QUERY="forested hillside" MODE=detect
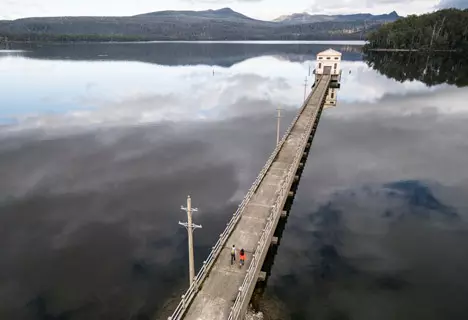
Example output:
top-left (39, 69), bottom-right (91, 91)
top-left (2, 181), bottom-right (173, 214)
top-left (0, 8), bottom-right (397, 42)
top-left (365, 9), bottom-right (468, 51)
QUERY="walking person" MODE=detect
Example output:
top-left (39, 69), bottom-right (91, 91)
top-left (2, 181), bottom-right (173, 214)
top-left (239, 248), bottom-right (245, 267)
top-left (230, 245), bottom-right (237, 265)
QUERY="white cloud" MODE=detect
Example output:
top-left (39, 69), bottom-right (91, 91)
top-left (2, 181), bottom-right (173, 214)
top-left (437, 0), bottom-right (468, 9)
top-left (308, 0), bottom-right (440, 15)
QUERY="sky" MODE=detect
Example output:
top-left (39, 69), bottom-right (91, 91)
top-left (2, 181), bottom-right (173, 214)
top-left (1, 0), bottom-right (467, 21)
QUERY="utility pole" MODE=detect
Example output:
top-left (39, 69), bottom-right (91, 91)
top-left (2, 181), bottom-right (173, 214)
top-left (303, 77), bottom-right (308, 102)
top-left (179, 195), bottom-right (202, 285)
top-left (276, 107), bottom-right (282, 145)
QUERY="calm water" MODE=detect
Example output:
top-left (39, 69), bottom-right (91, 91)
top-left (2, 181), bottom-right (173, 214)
top-left (0, 43), bottom-right (467, 320)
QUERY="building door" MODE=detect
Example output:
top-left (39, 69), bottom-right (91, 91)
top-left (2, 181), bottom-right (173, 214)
top-left (323, 66), bottom-right (331, 75)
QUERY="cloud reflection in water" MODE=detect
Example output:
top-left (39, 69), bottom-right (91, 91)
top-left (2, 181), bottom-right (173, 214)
top-left (0, 43), bottom-right (467, 319)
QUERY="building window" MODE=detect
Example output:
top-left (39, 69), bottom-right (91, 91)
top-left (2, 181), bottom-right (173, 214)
top-left (319, 63), bottom-right (322, 68)
top-left (319, 57), bottom-right (323, 59)
top-left (335, 57), bottom-right (339, 60)
top-left (331, 93), bottom-right (334, 99)
top-left (334, 63), bottom-right (337, 69)
top-left (326, 57), bottom-right (331, 60)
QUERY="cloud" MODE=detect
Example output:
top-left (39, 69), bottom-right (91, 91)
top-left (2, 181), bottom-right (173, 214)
top-left (180, 0), bottom-right (263, 3)
top-left (307, 0), bottom-right (439, 15)
top-left (437, 0), bottom-right (468, 8)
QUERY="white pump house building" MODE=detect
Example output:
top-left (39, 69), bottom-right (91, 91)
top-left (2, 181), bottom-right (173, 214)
top-left (315, 48), bottom-right (342, 86)
top-left (313, 48), bottom-right (342, 108)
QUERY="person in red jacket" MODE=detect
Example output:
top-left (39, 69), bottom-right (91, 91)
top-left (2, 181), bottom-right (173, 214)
top-left (239, 248), bottom-right (246, 267)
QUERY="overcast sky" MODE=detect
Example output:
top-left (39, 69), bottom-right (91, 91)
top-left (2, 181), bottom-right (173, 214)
top-left (1, 0), bottom-right (467, 20)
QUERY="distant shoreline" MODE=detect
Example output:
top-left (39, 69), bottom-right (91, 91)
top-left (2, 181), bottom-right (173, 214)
top-left (2, 39), bottom-right (367, 46)
top-left (368, 48), bottom-right (458, 52)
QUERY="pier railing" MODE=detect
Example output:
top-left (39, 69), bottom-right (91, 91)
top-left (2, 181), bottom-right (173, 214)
top-left (227, 75), bottom-right (330, 320)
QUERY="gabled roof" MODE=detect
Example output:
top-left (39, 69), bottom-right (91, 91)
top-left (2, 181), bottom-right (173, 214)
top-left (317, 48), bottom-right (342, 56)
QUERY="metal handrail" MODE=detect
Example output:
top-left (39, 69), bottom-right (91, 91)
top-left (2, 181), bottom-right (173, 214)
top-left (227, 76), bottom-right (330, 320)
top-left (168, 76), bottom-right (328, 320)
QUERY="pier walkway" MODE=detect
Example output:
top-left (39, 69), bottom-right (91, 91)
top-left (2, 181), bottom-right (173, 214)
top-left (169, 75), bottom-right (332, 320)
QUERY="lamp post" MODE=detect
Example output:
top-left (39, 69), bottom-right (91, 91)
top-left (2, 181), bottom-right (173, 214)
top-left (179, 195), bottom-right (202, 285)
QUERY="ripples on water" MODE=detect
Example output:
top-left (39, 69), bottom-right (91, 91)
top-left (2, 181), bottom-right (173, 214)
top-left (0, 43), bottom-right (467, 320)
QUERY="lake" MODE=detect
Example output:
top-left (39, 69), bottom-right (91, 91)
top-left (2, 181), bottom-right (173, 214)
top-left (1, 42), bottom-right (468, 320)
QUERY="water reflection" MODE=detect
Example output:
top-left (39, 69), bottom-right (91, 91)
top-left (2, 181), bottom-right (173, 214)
top-left (364, 52), bottom-right (468, 87)
top-left (7, 42), bottom-right (363, 67)
top-left (0, 43), bottom-right (468, 320)
top-left (0, 116), bottom-right (284, 319)
top-left (262, 65), bottom-right (468, 319)
top-left (324, 87), bottom-right (339, 109)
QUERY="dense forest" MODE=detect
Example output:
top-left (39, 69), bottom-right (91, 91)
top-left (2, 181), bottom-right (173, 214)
top-left (365, 9), bottom-right (468, 51)
top-left (0, 21), bottom-right (372, 42)
top-left (364, 51), bottom-right (468, 87)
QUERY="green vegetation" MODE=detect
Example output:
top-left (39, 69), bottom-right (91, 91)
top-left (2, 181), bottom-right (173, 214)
top-left (0, 30), bottom-right (365, 43)
top-left (365, 9), bottom-right (468, 51)
top-left (1, 33), bottom-right (152, 43)
top-left (0, 9), bottom-right (399, 43)
top-left (364, 51), bottom-right (468, 87)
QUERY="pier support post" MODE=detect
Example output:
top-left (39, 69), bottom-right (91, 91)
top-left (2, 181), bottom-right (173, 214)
top-left (258, 271), bottom-right (267, 282)
top-left (271, 237), bottom-right (279, 245)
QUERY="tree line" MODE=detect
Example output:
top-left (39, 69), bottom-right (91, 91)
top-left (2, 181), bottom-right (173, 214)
top-left (364, 9), bottom-right (468, 51)
top-left (0, 16), bottom-right (380, 43)
top-left (0, 31), bottom-right (365, 43)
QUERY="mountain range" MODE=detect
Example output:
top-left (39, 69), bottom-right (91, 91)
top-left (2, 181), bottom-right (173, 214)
top-left (274, 11), bottom-right (400, 23)
top-left (0, 8), bottom-right (400, 42)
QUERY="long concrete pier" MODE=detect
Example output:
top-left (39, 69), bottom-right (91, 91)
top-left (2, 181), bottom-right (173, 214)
top-left (169, 74), bottom-right (331, 320)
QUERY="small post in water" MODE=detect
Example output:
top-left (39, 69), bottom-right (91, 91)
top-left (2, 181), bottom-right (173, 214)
top-left (303, 76), bottom-right (308, 102)
top-left (179, 195), bottom-right (202, 285)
